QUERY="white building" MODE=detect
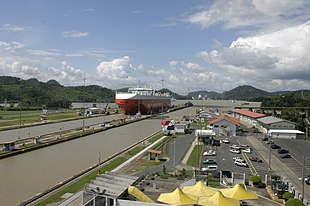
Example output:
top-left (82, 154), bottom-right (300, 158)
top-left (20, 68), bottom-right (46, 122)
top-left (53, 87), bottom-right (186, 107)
top-left (208, 115), bottom-right (240, 137)
top-left (268, 129), bottom-right (305, 140)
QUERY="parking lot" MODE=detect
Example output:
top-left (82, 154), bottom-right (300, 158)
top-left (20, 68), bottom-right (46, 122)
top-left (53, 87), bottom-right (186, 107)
top-left (201, 133), bottom-right (310, 202)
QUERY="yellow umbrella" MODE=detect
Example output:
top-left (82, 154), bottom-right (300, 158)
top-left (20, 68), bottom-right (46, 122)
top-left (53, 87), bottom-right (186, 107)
top-left (182, 181), bottom-right (218, 201)
top-left (220, 184), bottom-right (258, 200)
top-left (157, 188), bottom-right (196, 205)
top-left (198, 191), bottom-right (240, 206)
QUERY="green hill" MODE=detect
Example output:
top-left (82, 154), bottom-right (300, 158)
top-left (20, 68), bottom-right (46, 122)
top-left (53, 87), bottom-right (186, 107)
top-left (222, 85), bottom-right (273, 101)
top-left (0, 76), bottom-right (115, 109)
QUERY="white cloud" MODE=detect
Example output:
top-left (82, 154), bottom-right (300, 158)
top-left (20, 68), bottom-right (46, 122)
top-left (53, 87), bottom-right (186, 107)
top-left (0, 41), bottom-right (25, 51)
top-left (186, 0), bottom-right (310, 30)
top-left (96, 56), bottom-right (136, 87)
top-left (199, 22), bottom-right (310, 91)
top-left (0, 24), bottom-right (26, 32)
top-left (62, 31), bottom-right (89, 38)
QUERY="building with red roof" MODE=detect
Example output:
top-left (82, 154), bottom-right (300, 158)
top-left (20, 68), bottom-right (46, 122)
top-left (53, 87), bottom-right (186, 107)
top-left (232, 109), bottom-right (266, 126)
top-left (208, 115), bottom-right (241, 136)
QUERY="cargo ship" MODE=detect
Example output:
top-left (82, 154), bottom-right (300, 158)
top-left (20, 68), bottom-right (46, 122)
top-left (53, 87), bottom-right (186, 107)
top-left (115, 87), bottom-right (171, 115)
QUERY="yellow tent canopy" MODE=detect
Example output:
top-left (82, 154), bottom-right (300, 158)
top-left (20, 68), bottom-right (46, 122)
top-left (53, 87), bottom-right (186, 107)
top-left (182, 181), bottom-right (218, 201)
top-left (128, 186), bottom-right (154, 203)
top-left (220, 184), bottom-right (258, 200)
top-left (198, 191), bottom-right (240, 206)
top-left (157, 188), bottom-right (196, 205)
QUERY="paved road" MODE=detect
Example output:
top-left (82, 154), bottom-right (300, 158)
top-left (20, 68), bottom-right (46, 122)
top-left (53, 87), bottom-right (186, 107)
top-left (248, 136), bottom-right (310, 201)
top-left (0, 114), bottom-right (125, 142)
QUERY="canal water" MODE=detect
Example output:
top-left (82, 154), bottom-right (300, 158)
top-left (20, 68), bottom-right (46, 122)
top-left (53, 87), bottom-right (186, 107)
top-left (0, 108), bottom-right (196, 205)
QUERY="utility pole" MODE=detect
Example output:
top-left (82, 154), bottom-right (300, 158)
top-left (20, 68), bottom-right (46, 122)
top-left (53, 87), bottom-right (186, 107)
top-left (82, 77), bottom-right (86, 132)
top-left (268, 144), bottom-right (271, 171)
top-left (161, 79), bottom-right (164, 125)
top-left (98, 152), bottom-right (101, 175)
top-left (187, 87), bottom-right (189, 117)
top-left (18, 79), bottom-right (22, 140)
top-left (302, 156), bottom-right (310, 201)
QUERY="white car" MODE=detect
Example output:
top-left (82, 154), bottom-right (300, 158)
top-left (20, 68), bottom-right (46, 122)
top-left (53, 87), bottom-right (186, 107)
top-left (222, 138), bottom-right (230, 143)
top-left (230, 149), bottom-right (240, 154)
top-left (201, 165), bottom-right (218, 172)
top-left (242, 148), bottom-right (252, 153)
top-left (230, 145), bottom-right (240, 149)
top-left (233, 157), bottom-right (244, 162)
top-left (203, 150), bottom-right (216, 156)
top-left (234, 160), bottom-right (248, 167)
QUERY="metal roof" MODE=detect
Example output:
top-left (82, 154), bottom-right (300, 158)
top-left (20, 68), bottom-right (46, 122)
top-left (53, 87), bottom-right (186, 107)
top-left (257, 116), bottom-right (293, 125)
top-left (84, 172), bottom-right (139, 199)
top-left (233, 109), bottom-right (266, 118)
top-left (269, 129), bottom-right (304, 134)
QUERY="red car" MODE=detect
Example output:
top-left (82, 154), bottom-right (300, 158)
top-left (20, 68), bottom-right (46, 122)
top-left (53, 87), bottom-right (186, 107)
top-left (249, 156), bottom-right (263, 162)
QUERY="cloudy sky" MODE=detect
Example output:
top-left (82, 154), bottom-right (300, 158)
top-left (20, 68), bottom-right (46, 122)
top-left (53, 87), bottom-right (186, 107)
top-left (0, 0), bottom-right (309, 94)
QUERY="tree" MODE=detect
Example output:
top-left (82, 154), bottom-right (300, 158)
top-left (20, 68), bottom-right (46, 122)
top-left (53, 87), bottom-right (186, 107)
top-left (249, 175), bottom-right (261, 184)
top-left (284, 198), bottom-right (304, 206)
top-left (282, 192), bottom-right (294, 201)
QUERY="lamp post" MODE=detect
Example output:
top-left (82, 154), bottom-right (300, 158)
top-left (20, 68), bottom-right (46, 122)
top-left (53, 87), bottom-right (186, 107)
top-left (301, 155), bottom-right (310, 201)
top-left (268, 139), bottom-right (272, 172)
top-left (172, 134), bottom-right (176, 175)
top-left (82, 77), bottom-right (86, 132)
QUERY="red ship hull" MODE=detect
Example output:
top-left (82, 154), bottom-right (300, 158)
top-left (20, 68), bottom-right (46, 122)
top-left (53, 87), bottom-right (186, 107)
top-left (115, 98), bottom-right (171, 115)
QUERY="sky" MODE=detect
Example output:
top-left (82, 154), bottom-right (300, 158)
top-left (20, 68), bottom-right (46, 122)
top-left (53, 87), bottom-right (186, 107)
top-left (0, 0), bottom-right (310, 94)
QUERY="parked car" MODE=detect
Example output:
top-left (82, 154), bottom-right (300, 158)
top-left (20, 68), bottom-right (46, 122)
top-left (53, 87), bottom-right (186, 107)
top-left (280, 154), bottom-right (291, 158)
top-left (203, 150), bottom-right (216, 156)
top-left (222, 138), bottom-right (230, 144)
top-left (305, 175), bottom-right (310, 185)
top-left (242, 148), bottom-right (252, 153)
top-left (266, 140), bottom-right (274, 144)
top-left (234, 160), bottom-right (248, 167)
top-left (249, 156), bottom-right (263, 162)
top-left (201, 165), bottom-right (218, 172)
top-left (233, 157), bottom-right (244, 162)
top-left (203, 159), bottom-right (217, 164)
top-left (271, 144), bottom-right (281, 149)
top-left (277, 149), bottom-right (289, 154)
top-left (230, 149), bottom-right (241, 154)
top-left (230, 145), bottom-right (240, 149)
top-left (262, 137), bottom-right (268, 141)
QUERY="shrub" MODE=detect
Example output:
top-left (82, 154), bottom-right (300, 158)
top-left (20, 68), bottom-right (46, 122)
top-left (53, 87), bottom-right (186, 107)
top-left (249, 175), bottom-right (261, 184)
top-left (282, 192), bottom-right (294, 201)
top-left (284, 198), bottom-right (304, 206)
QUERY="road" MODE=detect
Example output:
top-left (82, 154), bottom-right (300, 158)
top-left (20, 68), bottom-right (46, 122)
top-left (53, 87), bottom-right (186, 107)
top-left (0, 114), bottom-right (125, 142)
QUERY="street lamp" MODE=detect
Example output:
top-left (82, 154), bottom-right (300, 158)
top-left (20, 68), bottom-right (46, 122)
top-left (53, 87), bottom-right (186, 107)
top-left (82, 77), bottom-right (86, 132)
top-left (172, 134), bottom-right (177, 175)
top-left (301, 155), bottom-right (310, 201)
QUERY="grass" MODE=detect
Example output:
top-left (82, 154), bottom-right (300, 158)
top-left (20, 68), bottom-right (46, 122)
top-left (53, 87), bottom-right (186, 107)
top-left (127, 146), bottom-right (146, 156)
top-left (36, 157), bottom-right (127, 206)
top-left (0, 110), bottom-right (79, 128)
top-left (148, 133), bottom-right (164, 143)
top-left (186, 144), bottom-right (203, 167)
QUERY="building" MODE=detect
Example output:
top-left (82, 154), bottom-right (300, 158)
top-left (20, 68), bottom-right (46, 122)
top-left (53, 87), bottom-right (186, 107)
top-left (208, 115), bottom-right (240, 137)
top-left (232, 109), bottom-right (266, 126)
top-left (268, 129), bottom-right (305, 140)
top-left (256, 116), bottom-right (305, 139)
top-left (256, 116), bottom-right (295, 133)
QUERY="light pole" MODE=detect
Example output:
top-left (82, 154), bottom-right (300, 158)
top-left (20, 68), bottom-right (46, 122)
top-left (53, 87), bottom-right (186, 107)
top-left (268, 139), bottom-right (272, 172)
top-left (82, 77), bottom-right (86, 132)
top-left (302, 155), bottom-right (310, 201)
top-left (98, 152), bottom-right (101, 175)
top-left (161, 79), bottom-right (164, 125)
top-left (187, 87), bottom-right (189, 117)
top-left (172, 134), bottom-right (176, 175)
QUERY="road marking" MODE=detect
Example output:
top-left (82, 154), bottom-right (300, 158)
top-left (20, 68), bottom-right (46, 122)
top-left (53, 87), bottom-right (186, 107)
top-left (237, 139), bottom-right (258, 176)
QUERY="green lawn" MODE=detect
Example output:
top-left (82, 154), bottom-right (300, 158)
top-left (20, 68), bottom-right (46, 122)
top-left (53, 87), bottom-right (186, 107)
top-left (0, 110), bottom-right (79, 128)
top-left (186, 144), bottom-right (203, 167)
